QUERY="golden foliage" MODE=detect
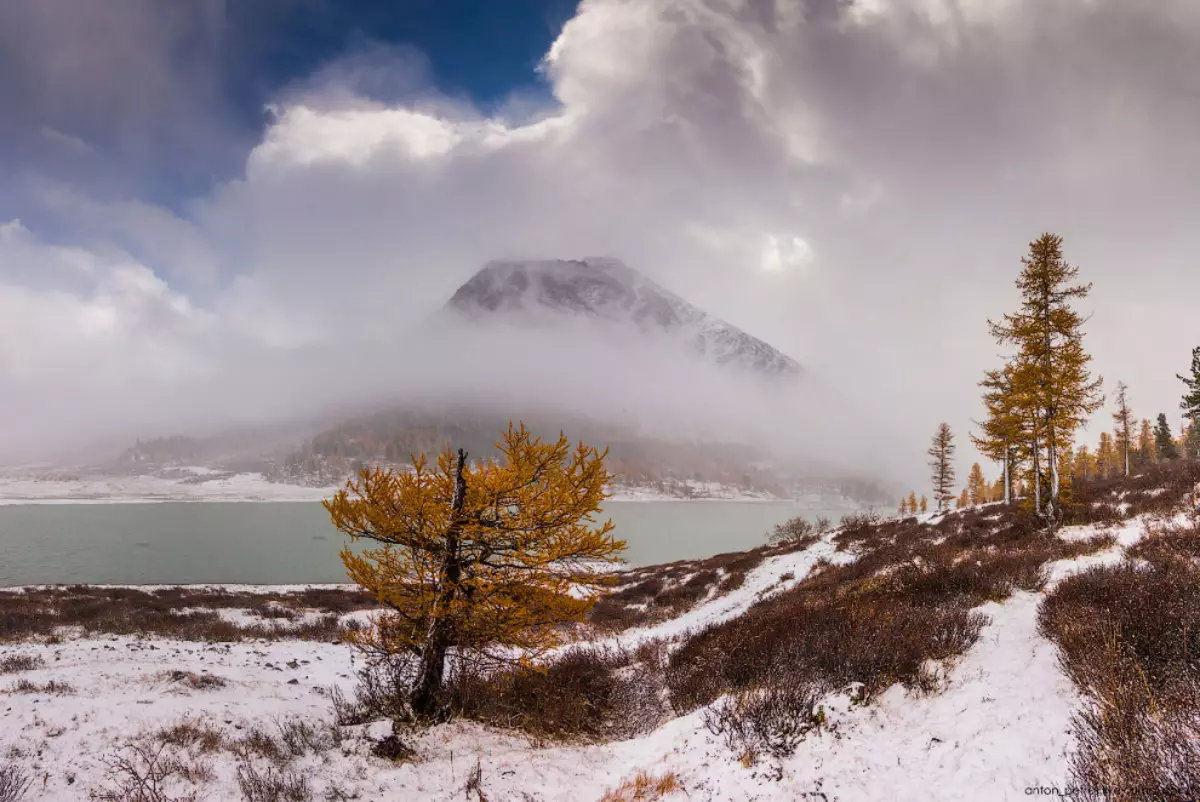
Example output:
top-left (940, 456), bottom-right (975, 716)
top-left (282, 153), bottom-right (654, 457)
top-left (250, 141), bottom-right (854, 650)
top-left (982, 233), bottom-right (1104, 519)
top-left (325, 423), bottom-right (626, 667)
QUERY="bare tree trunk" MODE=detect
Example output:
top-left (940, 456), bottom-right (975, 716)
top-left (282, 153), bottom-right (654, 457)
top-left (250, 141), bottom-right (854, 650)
top-left (1003, 442), bottom-right (1011, 505)
top-left (409, 449), bottom-right (468, 720)
top-left (1047, 431), bottom-right (1059, 523)
top-left (1032, 437), bottom-right (1042, 518)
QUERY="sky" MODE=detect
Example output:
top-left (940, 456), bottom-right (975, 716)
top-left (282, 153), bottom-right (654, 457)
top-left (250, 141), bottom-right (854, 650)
top-left (2, 0), bottom-right (1200, 487)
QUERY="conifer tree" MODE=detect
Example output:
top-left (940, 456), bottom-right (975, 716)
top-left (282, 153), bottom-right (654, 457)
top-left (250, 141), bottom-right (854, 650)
top-left (325, 424), bottom-right (625, 719)
top-left (957, 489), bottom-right (969, 509)
top-left (967, 463), bottom-right (986, 505)
top-left (1136, 419), bottom-right (1155, 468)
top-left (928, 423), bottom-right (956, 512)
top-left (1111, 381), bottom-right (1134, 477)
top-left (899, 498), bottom-right (908, 515)
top-left (920, 495), bottom-right (928, 513)
top-left (988, 234), bottom-right (1103, 522)
top-left (1179, 345), bottom-right (1200, 428)
top-left (1072, 445), bottom-right (1096, 483)
top-left (972, 365), bottom-right (1024, 504)
top-left (990, 478), bottom-right (1004, 502)
top-left (1096, 432), bottom-right (1115, 480)
top-left (1185, 422), bottom-right (1200, 462)
top-left (908, 491), bottom-right (918, 514)
top-left (1154, 413), bottom-right (1180, 461)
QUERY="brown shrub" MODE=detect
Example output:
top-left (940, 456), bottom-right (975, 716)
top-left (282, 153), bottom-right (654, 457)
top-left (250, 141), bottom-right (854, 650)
top-left (1039, 556), bottom-right (1200, 801)
top-left (235, 764), bottom-right (312, 802)
top-left (0, 586), bottom-right (372, 643)
top-left (0, 764), bottom-right (31, 802)
top-left (448, 647), bottom-right (666, 743)
top-left (1066, 460), bottom-right (1200, 526)
top-left (702, 682), bottom-right (824, 762)
top-left (89, 742), bottom-right (199, 802)
top-left (0, 654), bottom-right (43, 674)
top-left (7, 679), bottom-right (73, 695)
top-left (767, 516), bottom-right (817, 545)
top-left (165, 670), bottom-right (227, 691)
top-left (156, 720), bottom-right (225, 754)
top-left (1127, 521), bottom-right (1200, 569)
top-left (666, 505), bottom-right (1114, 715)
top-left (588, 548), bottom-right (774, 633)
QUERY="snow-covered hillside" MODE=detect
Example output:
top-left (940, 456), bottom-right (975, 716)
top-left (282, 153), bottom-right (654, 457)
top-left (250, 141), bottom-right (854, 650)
top-left (446, 258), bottom-right (802, 376)
top-left (1, 509), bottom-right (1175, 801)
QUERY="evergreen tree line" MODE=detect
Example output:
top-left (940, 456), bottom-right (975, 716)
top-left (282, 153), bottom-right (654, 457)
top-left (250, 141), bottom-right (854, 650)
top-left (900, 236), bottom-right (1200, 522)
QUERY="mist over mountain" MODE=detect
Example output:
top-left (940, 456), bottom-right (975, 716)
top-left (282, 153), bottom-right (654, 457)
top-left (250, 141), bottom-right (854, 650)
top-left (64, 257), bottom-right (894, 503)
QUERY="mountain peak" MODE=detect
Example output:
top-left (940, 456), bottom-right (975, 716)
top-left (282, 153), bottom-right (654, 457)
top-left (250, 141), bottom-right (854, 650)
top-left (445, 258), bottom-right (801, 376)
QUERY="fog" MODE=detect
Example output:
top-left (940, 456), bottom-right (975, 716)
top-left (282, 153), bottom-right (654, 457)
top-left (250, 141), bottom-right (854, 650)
top-left (3, 0), bottom-right (1200, 489)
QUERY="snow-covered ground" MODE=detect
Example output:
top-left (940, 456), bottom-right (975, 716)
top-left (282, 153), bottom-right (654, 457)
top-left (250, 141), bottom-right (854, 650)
top-left (0, 471), bottom-right (824, 506)
top-left (0, 471), bottom-right (338, 505)
top-left (0, 516), bottom-right (1154, 801)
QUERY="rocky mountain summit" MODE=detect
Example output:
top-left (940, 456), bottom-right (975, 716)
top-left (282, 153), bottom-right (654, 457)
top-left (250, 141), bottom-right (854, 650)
top-left (445, 258), bottom-right (801, 376)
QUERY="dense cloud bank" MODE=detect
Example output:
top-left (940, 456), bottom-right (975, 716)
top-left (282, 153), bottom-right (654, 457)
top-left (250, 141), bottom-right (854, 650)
top-left (3, 0), bottom-right (1200, 483)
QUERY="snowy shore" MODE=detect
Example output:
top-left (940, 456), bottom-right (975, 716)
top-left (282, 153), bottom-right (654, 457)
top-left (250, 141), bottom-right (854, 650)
top-left (0, 471), bottom-right (840, 506)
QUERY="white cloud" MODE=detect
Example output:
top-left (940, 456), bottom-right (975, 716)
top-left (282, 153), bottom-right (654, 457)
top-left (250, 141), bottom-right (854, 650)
top-left (762, 235), bottom-right (815, 273)
top-left (5, 0), bottom-right (1200, 485)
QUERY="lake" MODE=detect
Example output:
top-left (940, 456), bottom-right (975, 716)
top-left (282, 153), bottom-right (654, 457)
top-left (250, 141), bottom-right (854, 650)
top-left (0, 501), bottom-right (854, 586)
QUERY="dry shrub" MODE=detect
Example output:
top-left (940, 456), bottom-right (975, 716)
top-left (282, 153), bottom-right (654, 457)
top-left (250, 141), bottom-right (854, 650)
top-left (703, 682), bottom-right (823, 762)
top-left (0, 655), bottom-right (43, 674)
top-left (768, 516), bottom-right (818, 545)
top-left (448, 646), bottom-right (666, 743)
top-left (839, 509), bottom-right (882, 537)
top-left (7, 678), bottom-right (73, 695)
top-left (1039, 554), bottom-right (1200, 801)
top-left (589, 548), bottom-right (773, 633)
top-left (235, 765), bottom-right (311, 802)
top-left (1066, 460), bottom-right (1200, 526)
top-left (274, 717), bottom-right (340, 757)
top-left (0, 586), bottom-right (374, 644)
top-left (1127, 520), bottom-right (1200, 568)
top-left (599, 770), bottom-right (682, 802)
top-left (666, 592), bottom-right (988, 713)
top-left (88, 742), bottom-right (199, 802)
top-left (234, 727), bottom-right (288, 766)
top-left (0, 765), bottom-right (31, 802)
top-left (667, 504), bottom-right (1115, 715)
top-left (370, 734), bottom-right (415, 762)
top-left (156, 719), bottom-right (225, 754)
top-left (329, 657), bottom-right (411, 727)
top-left (165, 670), bottom-right (227, 691)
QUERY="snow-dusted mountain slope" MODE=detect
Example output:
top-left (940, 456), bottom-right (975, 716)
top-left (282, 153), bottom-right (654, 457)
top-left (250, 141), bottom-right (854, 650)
top-left (445, 258), bottom-right (801, 376)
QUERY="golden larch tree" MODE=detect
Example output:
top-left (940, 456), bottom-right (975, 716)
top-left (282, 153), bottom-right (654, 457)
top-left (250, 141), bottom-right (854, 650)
top-left (1096, 432), bottom-right (1116, 480)
top-left (920, 495), bottom-right (928, 513)
top-left (972, 365), bottom-right (1025, 504)
top-left (1136, 418), bottom-right (1155, 468)
top-left (966, 463), bottom-right (987, 506)
top-left (988, 234), bottom-right (1103, 522)
top-left (1072, 445), bottom-right (1097, 484)
top-left (907, 491), bottom-right (918, 515)
top-left (325, 423), bottom-right (626, 719)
